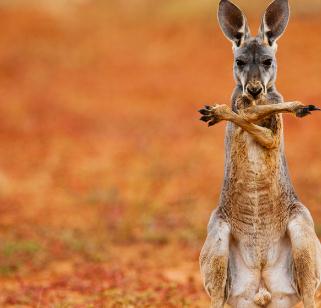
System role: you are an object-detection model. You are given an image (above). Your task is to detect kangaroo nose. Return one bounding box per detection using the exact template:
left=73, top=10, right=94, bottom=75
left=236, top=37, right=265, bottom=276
left=246, top=84, right=263, bottom=98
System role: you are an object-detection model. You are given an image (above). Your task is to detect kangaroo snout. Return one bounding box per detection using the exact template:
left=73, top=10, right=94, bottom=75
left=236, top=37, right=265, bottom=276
left=246, top=81, right=263, bottom=98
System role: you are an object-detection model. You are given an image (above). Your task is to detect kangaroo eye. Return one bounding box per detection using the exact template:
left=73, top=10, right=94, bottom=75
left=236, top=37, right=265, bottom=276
left=263, top=59, right=272, bottom=67
left=236, top=60, right=246, bottom=67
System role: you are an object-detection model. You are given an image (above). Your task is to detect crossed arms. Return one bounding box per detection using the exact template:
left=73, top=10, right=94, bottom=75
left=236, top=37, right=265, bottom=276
left=199, top=98, right=320, bottom=149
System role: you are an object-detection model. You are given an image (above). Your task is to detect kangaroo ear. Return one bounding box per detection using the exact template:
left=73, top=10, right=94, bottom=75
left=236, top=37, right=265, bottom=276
left=259, top=0, right=290, bottom=46
left=218, top=0, right=250, bottom=47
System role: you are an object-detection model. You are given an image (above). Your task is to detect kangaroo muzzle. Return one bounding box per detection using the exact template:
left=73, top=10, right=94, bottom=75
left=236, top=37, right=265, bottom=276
left=246, top=81, right=263, bottom=99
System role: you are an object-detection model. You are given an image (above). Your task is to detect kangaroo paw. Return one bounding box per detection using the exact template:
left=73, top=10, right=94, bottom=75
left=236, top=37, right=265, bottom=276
left=199, top=104, right=231, bottom=127
left=296, top=105, right=320, bottom=118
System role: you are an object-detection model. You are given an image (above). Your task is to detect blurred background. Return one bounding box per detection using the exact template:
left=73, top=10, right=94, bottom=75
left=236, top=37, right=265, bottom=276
left=0, top=0, right=320, bottom=306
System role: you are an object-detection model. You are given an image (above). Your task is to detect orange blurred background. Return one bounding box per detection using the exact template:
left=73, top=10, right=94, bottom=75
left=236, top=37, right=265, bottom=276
left=0, top=0, right=321, bottom=306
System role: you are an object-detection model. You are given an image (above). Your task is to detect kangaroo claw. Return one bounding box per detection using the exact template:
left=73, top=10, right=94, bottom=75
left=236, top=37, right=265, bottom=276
left=208, top=116, right=220, bottom=126
left=199, top=109, right=211, bottom=116
left=296, top=105, right=320, bottom=118
left=200, top=115, right=212, bottom=122
left=308, top=105, right=321, bottom=111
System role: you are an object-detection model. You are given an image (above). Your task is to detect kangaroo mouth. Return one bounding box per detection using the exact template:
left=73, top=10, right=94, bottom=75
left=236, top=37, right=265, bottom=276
left=245, top=81, right=265, bottom=99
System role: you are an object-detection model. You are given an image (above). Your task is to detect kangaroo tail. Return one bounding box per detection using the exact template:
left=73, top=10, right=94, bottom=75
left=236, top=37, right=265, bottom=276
left=253, top=288, right=272, bottom=306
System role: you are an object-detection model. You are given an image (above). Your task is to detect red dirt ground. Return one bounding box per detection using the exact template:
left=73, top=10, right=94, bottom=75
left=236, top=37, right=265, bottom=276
left=0, top=2, right=321, bottom=307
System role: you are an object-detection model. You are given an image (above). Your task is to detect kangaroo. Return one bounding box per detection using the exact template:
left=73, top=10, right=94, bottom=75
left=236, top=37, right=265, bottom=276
left=198, top=0, right=321, bottom=307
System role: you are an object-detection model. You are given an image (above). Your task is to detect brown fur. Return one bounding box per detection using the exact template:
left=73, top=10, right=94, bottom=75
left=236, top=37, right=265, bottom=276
left=199, top=1, right=321, bottom=307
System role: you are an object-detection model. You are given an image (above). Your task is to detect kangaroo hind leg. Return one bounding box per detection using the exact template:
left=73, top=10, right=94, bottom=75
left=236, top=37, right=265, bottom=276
left=287, top=206, right=321, bottom=308
left=199, top=211, right=231, bottom=308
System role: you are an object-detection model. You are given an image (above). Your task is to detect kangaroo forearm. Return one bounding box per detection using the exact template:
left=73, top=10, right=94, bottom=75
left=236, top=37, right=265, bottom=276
left=227, top=113, right=277, bottom=148
left=199, top=104, right=279, bottom=148
left=240, top=102, right=295, bottom=122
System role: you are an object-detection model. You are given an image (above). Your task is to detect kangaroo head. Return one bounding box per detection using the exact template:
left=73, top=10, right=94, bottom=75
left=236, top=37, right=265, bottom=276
left=218, top=0, right=290, bottom=99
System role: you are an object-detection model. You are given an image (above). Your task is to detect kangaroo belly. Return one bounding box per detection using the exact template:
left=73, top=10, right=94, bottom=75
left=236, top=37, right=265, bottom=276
left=227, top=236, right=300, bottom=307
